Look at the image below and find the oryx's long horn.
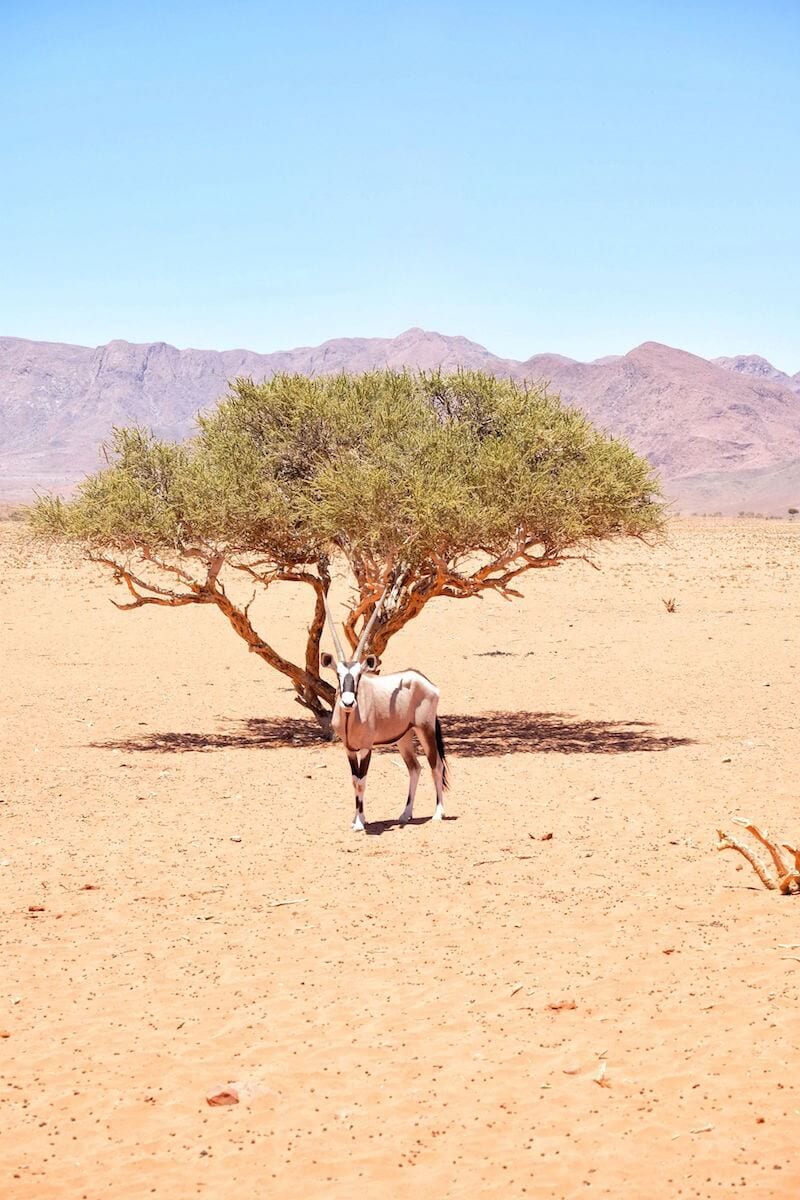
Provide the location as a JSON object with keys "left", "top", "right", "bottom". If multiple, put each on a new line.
{"left": 322, "top": 590, "right": 345, "bottom": 661}
{"left": 354, "top": 587, "right": 388, "bottom": 660}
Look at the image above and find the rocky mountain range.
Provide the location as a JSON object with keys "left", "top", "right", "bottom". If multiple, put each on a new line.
{"left": 1, "top": 328, "right": 799, "bottom": 513}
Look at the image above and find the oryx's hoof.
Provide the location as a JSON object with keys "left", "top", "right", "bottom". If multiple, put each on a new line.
{"left": 432, "top": 806, "right": 444, "bottom": 821}
{"left": 399, "top": 810, "right": 413, "bottom": 824}
{"left": 352, "top": 817, "right": 365, "bottom": 833}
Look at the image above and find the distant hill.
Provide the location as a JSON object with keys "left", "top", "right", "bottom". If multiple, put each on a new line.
{"left": 1, "top": 329, "right": 799, "bottom": 512}
{"left": 522, "top": 341, "right": 800, "bottom": 508}
{"left": 666, "top": 457, "right": 800, "bottom": 516}
{"left": 713, "top": 354, "right": 800, "bottom": 394}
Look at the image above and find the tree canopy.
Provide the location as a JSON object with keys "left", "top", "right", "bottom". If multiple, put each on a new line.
{"left": 32, "top": 369, "right": 664, "bottom": 726}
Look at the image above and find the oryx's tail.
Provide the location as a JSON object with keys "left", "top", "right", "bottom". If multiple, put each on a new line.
{"left": 435, "top": 717, "right": 449, "bottom": 790}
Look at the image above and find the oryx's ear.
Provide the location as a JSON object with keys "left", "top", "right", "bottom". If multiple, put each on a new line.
{"left": 363, "top": 654, "right": 379, "bottom": 671}
{"left": 320, "top": 652, "right": 335, "bottom": 669}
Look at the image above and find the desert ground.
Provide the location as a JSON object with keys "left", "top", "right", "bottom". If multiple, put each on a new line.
{"left": 1, "top": 517, "right": 799, "bottom": 1198}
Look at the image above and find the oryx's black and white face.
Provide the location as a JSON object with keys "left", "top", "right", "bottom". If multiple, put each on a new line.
{"left": 320, "top": 653, "right": 378, "bottom": 710}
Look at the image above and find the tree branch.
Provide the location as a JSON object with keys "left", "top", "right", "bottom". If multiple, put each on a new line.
{"left": 87, "top": 553, "right": 207, "bottom": 610}
{"left": 87, "top": 550, "right": 335, "bottom": 719}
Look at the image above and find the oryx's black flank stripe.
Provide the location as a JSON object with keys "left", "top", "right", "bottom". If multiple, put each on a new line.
{"left": 373, "top": 723, "right": 414, "bottom": 747}
{"left": 348, "top": 724, "right": 414, "bottom": 750}
{"left": 342, "top": 712, "right": 414, "bottom": 753}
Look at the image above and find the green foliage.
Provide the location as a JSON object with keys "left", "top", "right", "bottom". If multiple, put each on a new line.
{"left": 31, "top": 369, "right": 665, "bottom": 724}
{"left": 31, "top": 428, "right": 189, "bottom": 547}
{"left": 33, "top": 369, "right": 664, "bottom": 562}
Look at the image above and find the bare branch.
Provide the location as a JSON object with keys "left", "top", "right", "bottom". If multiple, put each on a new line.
{"left": 733, "top": 819, "right": 790, "bottom": 879}
{"left": 87, "top": 553, "right": 206, "bottom": 611}
{"left": 718, "top": 824, "right": 800, "bottom": 894}
{"left": 86, "top": 548, "right": 335, "bottom": 719}
{"left": 717, "top": 831, "right": 778, "bottom": 890}
{"left": 139, "top": 545, "right": 198, "bottom": 586}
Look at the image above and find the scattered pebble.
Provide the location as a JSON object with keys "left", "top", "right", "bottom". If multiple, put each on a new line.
{"left": 206, "top": 1085, "right": 240, "bottom": 1107}
{"left": 230, "top": 836, "right": 242, "bottom": 843}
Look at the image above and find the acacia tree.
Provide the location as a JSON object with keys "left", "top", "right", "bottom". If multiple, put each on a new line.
{"left": 32, "top": 369, "right": 664, "bottom": 729}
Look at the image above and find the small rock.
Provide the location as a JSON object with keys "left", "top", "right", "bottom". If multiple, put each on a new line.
{"left": 206, "top": 1085, "right": 240, "bottom": 1107}
{"left": 230, "top": 836, "right": 242, "bottom": 843}
{"left": 28, "top": 905, "right": 45, "bottom": 913}
{"left": 0, "top": 1031, "right": 11, "bottom": 1038}
{"left": 721, "top": 757, "right": 732, "bottom": 763}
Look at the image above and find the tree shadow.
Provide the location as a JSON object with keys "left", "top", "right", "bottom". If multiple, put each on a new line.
{"left": 92, "top": 711, "right": 693, "bottom": 757}
{"left": 444, "top": 712, "right": 693, "bottom": 756}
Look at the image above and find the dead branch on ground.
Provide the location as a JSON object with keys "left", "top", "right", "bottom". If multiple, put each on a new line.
{"left": 717, "top": 820, "right": 800, "bottom": 894}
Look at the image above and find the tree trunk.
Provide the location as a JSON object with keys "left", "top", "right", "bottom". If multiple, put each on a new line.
{"left": 207, "top": 585, "right": 336, "bottom": 725}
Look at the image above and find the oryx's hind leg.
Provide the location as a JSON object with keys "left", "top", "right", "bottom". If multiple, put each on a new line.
{"left": 347, "top": 750, "right": 372, "bottom": 832}
{"left": 397, "top": 731, "right": 421, "bottom": 824}
{"left": 416, "top": 717, "right": 448, "bottom": 821}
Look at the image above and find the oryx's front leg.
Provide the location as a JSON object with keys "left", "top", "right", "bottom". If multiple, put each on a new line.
{"left": 396, "top": 731, "right": 421, "bottom": 823}
{"left": 347, "top": 750, "right": 372, "bottom": 832}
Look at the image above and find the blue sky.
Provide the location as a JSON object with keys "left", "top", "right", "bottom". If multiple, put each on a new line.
{"left": 2, "top": 0, "right": 799, "bottom": 369}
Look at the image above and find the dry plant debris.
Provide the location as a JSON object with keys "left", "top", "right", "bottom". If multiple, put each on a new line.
{"left": 594, "top": 1060, "right": 611, "bottom": 1088}
{"left": 717, "top": 819, "right": 800, "bottom": 894}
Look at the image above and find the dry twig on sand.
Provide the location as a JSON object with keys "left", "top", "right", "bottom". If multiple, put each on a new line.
{"left": 717, "top": 820, "right": 800, "bottom": 894}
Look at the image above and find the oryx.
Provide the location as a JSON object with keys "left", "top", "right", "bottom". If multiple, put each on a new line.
{"left": 321, "top": 593, "right": 449, "bottom": 832}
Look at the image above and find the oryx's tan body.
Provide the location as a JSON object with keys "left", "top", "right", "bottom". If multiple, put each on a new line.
{"left": 331, "top": 669, "right": 440, "bottom": 752}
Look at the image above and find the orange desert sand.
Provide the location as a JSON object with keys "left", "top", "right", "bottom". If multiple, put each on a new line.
{"left": 2, "top": 518, "right": 799, "bottom": 1199}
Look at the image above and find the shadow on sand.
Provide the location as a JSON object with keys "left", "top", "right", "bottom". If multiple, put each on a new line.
{"left": 364, "top": 814, "right": 460, "bottom": 837}
{"left": 92, "top": 711, "right": 693, "bottom": 758}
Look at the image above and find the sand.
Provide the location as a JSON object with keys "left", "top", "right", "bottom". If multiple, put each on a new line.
{"left": 1, "top": 518, "right": 799, "bottom": 1198}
